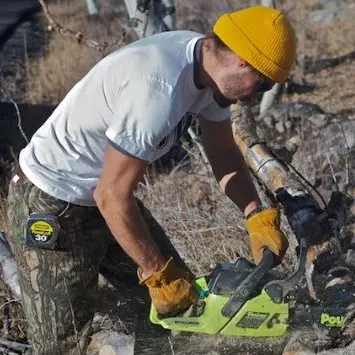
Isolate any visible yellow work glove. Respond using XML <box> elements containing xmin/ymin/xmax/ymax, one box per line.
<box><xmin>245</xmin><ymin>207</ymin><xmax>289</xmax><ymax>265</ymax></box>
<box><xmin>138</xmin><ymin>257</ymin><xmax>199</xmax><ymax>316</ymax></box>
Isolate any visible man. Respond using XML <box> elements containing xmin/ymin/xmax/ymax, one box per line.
<box><xmin>6</xmin><ymin>6</ymin><xmax>296</xmax><ymax>354</ymax></box>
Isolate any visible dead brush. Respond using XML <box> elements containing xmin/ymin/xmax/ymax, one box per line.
<box><xmin>136</xmin><ymin>144</ymin><xmax>298</xmax><ymax>276</ymax></box>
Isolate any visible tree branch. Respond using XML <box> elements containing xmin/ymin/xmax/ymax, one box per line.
<box><xmin>38</xmin><ymin>0</ymin><xmax>126</xmax><ymax>52</ymax></box>
<box><xmin>0</xmin><ymin>88</ymin><xmax>29</xmax><ymax>145</ymax></box>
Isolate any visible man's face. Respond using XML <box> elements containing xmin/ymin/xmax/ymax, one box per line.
<box><xmin>212</xmin><ymin>55</ymin><xmax>274</xmax><ymax>107</ymax></box>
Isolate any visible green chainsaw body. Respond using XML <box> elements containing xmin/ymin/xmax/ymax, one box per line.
<box><xmin>150</xmin><ymin>245</ymin><xmax>348</xmax><ymax>337</ymax></box>
<box><xmin>150</xmin><ymin>276</ymin><xmax>289</xmax><ymax>336</ymax></box>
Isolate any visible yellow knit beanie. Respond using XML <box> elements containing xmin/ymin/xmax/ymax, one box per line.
<box><xmin>213</xmin><ymin>6</ymin><xmax>296</xmax><ymax>83</ymax></box>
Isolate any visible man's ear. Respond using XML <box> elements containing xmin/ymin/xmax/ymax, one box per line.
<box><xmin>237</xmin><ymin>57</ymin><xmax>248</xmax><ymax>68</ymax></box>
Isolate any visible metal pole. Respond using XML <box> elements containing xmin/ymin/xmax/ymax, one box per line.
<box><xmin>86</xmin><ymin>0</ymin><xmax>99</xmax><ymax>16</ymax></box>
<box><xmin>259</xmin><ymin>0</ymin><xmax>282</xmax><ymax>116</ymax></box>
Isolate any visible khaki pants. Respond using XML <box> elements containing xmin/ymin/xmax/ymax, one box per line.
<box><xmin>6</xmin><ymin>171</ymin><xmax>184</xmax><ymax>355</ymax></box>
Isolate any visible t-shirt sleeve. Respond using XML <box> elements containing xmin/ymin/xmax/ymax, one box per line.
<box><xmin>105</xmin><ymin>77</ymin><xmax>174</xmax><ymax>163</ymax></box>
<box><xmin>199</xmin><ymin>100</ymin><xmax>230</xmax><ymax>122</ymax></box>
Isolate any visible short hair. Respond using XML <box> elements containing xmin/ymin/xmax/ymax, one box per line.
<box><xmin>208</xmin><ymin>32</ymin><xmax>230</xmax><ymax>51</ymax></box>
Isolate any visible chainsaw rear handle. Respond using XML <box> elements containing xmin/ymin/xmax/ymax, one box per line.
<box><xmin>221</xmin><ymin>248</ymin><xmax>277</xmax><ymax>318</ymax></box>
<box><xmin>260</xmin><ymin>248</ymin><xmax>278</xmax><ymax>269</ymax></box>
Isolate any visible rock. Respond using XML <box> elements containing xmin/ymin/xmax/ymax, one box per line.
<box><xmin>99</xmin><ymin>345</ymin><xmax>116</xmax><ymax>355</ymax></box>
<box><xmin>87</xmin><ymin>331</ymin><xmax>134</xmax><ymax>355</ymax></box>
<box><xmin>309</xmin><ymin>10</ymin><xmax>334</xmax><ymax>23</ymax></box>
<box><xmin>257</xmin><ymin>102</ymin><xmax>329</xmax><ymax>149</ymax></box>
<box><xmin>263</xmin><ymin>114</ymin><xmax>274</xmax><ymax>128</ymax></box>
<box><xmin>346</xmin><ymin>250</ymin><xmax>355</xmax><ymax>269</ymax></box>
<box><xmin>285</xmin><ymin>120</ymin><xmax>293</xmax><ymax>131</ymax></box>
<box><xmin>286</xmin><ymin>136</ymin><xmax>301</xmax><ymax>152</ymax></box>
<box><xmin>260</xmin><ymin>102</ymin><xmax>325</xmax><ymax>123</ymax></box>
<box><xmin>309</xmin><ymin>1</ymin><xmax>355</xmax><ymax>22</ymax></box>
<box><xmin>317</xmin><ymin>341</ymin><xmax>355</xmax><ymax>355</ymax></box>
<box><xmin>276</xmin><ymin>121</ymin><xmax>285</xmax><ymax>133</ymax></box>
<box><xmin>307</xmin><ymin>113</ymin><xmax>328</xmax><ymax>128</ymax></box>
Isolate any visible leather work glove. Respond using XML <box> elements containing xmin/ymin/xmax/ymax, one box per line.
<box><xmin>245</xmin><ymin>207</ymin><xmax>289</xmax><ymax>265</ymax></box>
<box><xmin>138</xmin><ymin>257</ymin><xmax>199</xmax><ymax>316</ymax></box>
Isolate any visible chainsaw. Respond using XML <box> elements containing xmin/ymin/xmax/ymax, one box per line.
<box><xmin>150</xmin><ymin>237</ymin><xmax>351</xmax><ymax>337</ymax></box>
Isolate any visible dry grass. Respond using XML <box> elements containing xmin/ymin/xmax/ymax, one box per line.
<box><xmin>136</xmin><ymin>146</ymin><xmax>298</xmax><ymax>276</ymax></box>
<box><xmin>26</xmin><ymin>35</ymin><xmax>95</xmax><ymax>104</ymax></box>
<box><xmin>26</xmin><ymin>0</ymin><xmax>128</xmax><ymax>104</ymax></box>
<box><xmin>281</xmin><ymin>0</ymin><xmax>355</xmax><ymax>114</ymax></box>
<box><xmin>137</xmin><ymin>164</ymin><xmax>249</xmax><ymax>274</ymax></box>
<box><xmin>287</xmin><ymin>0</ymin><xmax>355</xmax><ymax>57</ymax></box>
<box><xmin>22</xmin><ymin>0</ymin><xmax>355</xmax><ymax>114</ymax></box>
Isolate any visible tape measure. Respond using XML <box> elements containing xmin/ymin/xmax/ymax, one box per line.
<box><xmin>25</xmin><ymin>214</ymin><xmax>59</xmax><ymax>250</ymax></box>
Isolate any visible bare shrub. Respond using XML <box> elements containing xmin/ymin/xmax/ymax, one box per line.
<box><xmin>26</xmin><ymin>34</ymin><xmax>95</xmax><ymax>104</ymax></box>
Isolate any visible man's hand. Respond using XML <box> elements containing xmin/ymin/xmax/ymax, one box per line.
<box><xmin>138</xmin><ymin>257</ymin><xmax>199</xmax><ymax>316</ymax></box>
<box><xmin>246</xmin><ymin>208</ymin><xmax>289</xmax><ymax>265</ymax></box>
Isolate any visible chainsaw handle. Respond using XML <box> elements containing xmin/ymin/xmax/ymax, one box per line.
<box><xmin>221</xmin><ymin>248</ymin><xmax>277</xmax><ymax>318</ymax></box>
<box><xmin>260</xmin><ymin>248</ymin><xmax>278</xmax><ymax>269</ymax></box>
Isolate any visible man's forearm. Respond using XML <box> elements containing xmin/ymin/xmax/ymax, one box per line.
<box><xmin>213</xmin><ymin>146</ymin><xmax>262</xmax><ymax>216</ymax></box>
<box><xmin>95</xmin><ymin>192</ymin><xmax>166</xmax><ymax>276</ymax></box>
<box><xmin>199</xmin><ymin>117</ymin><xmax>262</xmax><ymax>217</ymax></box>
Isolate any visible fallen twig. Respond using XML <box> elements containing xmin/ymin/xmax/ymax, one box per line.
<box><xmin>187</xmin><ymin>127</ymin><xmax>209</xmax><ymax>165</ymax></box>
<box><xmin>168</xmin><ymin>335</ymin><xmax>175</xmax><ymax>355</ymax></box>
<box><xmin>0</xmin><ymin>338</ymin><xmax>30</xmax><ymax>352</ymax></box>
<box><xmin>326</xmin><ymin>153</ymin><xmax>338</xmax><ymax>189</ymax></box>
<box><xmin>62</xmin><ymin>276</ymin><xmax>83</xmax><ymax>355</ymax></box>
<box><xmin>2</xmin><ymin>298</ymin><xmax>10</xmax><ymax>337</ymax></box>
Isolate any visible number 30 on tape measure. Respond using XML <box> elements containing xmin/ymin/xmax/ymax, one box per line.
<box><xmin>25</xmin><ymin>214</ymin><xmax>59</xmax><ymax>250</ymax></box>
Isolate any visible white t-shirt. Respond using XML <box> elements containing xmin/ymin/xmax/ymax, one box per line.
<box><xmin>20</xmin><ymin>31</ymin><xmax>230</xmax><ymax>206</ymax></box>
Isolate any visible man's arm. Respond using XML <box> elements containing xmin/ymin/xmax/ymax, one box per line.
<box><xmin>93</xmin><ymin>144</ymin><xmax>166</xmax><ymax>278</ymax></box>
<box><xmin>94</xmin><ymin>144</ymin><xmax>199</xmax><ymax>315</ymax></box>
<box><xmin>199</xmin><ymin>116</ymin><xmax>262</xmax><ymax>217</ymax></box>
<box><xmin>199</xmin><ymin>115</ymin><xmax>288</xmax><ymax>265</ymax></box>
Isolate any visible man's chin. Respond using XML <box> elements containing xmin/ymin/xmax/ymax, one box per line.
<box><xmin>213</xmin><ymin>93</ymin><xmax>237</xmax><ymax>108</ymax></box>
